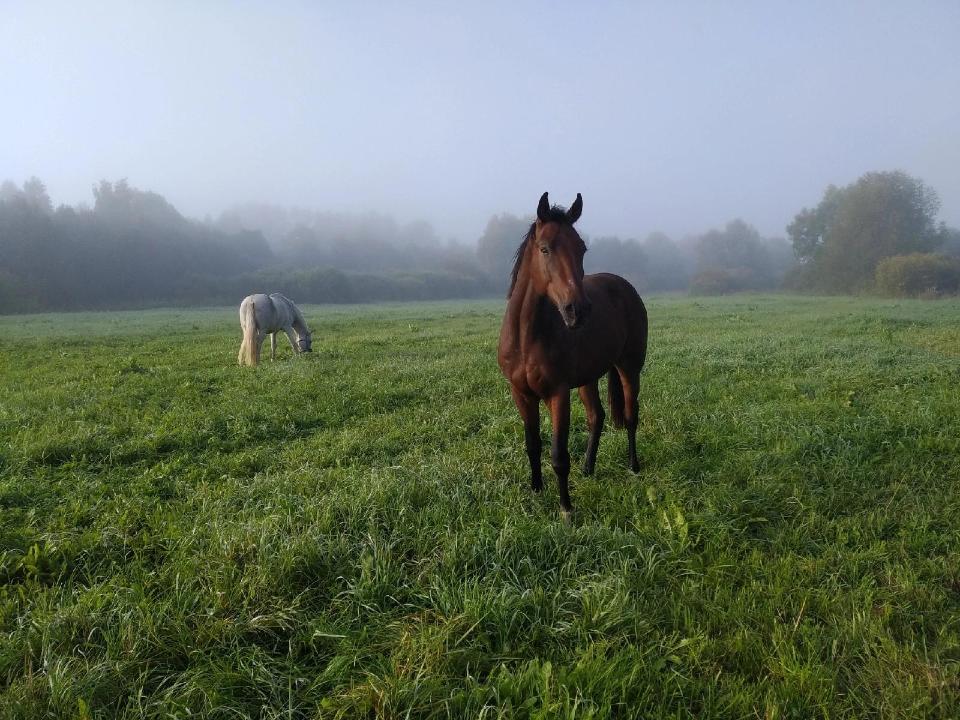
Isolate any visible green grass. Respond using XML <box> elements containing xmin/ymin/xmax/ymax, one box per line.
<box><xmin>1</xmin><ymin>295</ymin><xmax>959</xmax><ymax>718</ymax></box>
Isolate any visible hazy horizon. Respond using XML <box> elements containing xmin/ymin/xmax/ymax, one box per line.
<box><xmin>3</xmin><ymin>1</ymin><xmax>958</xmax><ymax>243</ymax></box>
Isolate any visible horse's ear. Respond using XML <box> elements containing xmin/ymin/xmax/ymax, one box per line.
<box><xmin>567</xmin><ymin>193</ymin><xmax>583</xmax><ymax>224</ymax></box>
<box><xmin>537</xmin><ymin>192</ymin><xmax>551</xmax><ymax>223</ymax></box>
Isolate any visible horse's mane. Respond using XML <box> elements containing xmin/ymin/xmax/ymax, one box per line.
<box><xmin>507</xmin><ymin>205</ymin><xmax>578</xmax><ymax>298</ymax></box>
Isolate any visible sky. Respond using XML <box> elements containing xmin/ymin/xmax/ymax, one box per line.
<box><xmin>2</xmin><ymin>1</ymin><xmax>958</xmax><ymax>243</ymax></box>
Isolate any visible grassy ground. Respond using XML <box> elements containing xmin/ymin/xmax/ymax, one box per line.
<box><xmin>1</xmin><ymin>295</ymin><xmax>959</xmax><ymax>719</ymax></box>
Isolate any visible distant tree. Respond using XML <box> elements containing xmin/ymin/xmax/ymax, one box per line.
<box><xmin>0</xmin><ymin>177</ymin><xmax>52</xmax><ymax>213</ymax></box>
<box><xmin>0</xmin><ymin>180</ymin><xmax>19</xmax><ymax>202</ymax></box>
<box><xmin>0</xmin><ymin>178</ymin><xmax>57</xmax><ymax>287</ymax></box>
<box><xmin>692</xmin><ymin>219</ymin><xmax>779</xmax><ymax>290</ymax></box>
<box><xmin>786</xmin><ymin>171</ymin><xmax>945</xmax><ymax>292</ymax></box>
<box><xmin>695</xmin><ymin>219</ymin><xmax>760</xmax><ymax>271</ymax></box>
<box><xmin>764</xmin><ymin>237</ymin><xmax>795</xmax><ymax>284</ymax></box>
<box><xmin>220</xmin><ymin>203</ymin><xmax>462</xmax><ymax>275</ymax></box>
<box><xmin>640</xmin><ymin>232</ymin><xmax>692</xmax><ymax>292</ymax></box>
<box><xmin>476</xmin><ymin>213</ymin><xmax>530</xmax><ymax>288</ymax></box>
<box><xmin>92</xmin><ymin>179</ymin><xmax>186</xmax><ymax>228</ymax></box>
<box><xmin>397</xmin><ymin>219</ymin><xmax>439</xmax><ymax>247</ymax></box>
<box><xmin>217</xmin><ymin>203</ymin><xmax>295</xmax><ymax>244</ymax></box>
<box><xmin>0</xmin><ymin>177</ymin><xmax>495</xmax><ymax>313</ymax></box>
<box><xmin>585</xmin><ymin>236</ymin><xmax>646</xmax><ymax>289</ymax></box>
<box><xmin>0</xmin><ymin>177</ymin><xmax>274</xmax><ymax>311</ymax></box>
<box><xmin>941</xmin><ymin>226</ymin><xmax>960</xmax><ymax>257</ymax></box>
<box><xmin>786</xmin><ymin>184</ymin><xmax>843</xmax><ymax>264</ymax></box>
<box><xmin>22</xmin><ymin>177</ymin><xmax>53</xmax><ymax>214</ymax></box>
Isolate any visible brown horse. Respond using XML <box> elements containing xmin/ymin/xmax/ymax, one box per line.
<box><xmin>498</xmin><ymin>192</ymin><xmax>648</xmax><ymax>519</ymax></box>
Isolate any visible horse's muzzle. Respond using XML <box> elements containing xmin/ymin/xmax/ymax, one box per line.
<box><xmin>561</xmin><ymin>299</ymin><xmax>592</xmax><ymax>329</ymax></box>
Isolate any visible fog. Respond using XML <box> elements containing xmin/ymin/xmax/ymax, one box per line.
<box><xmin>2</xmin><ymin>2</ymin><xmax>958</xmax><ymax>242</ymax></box>
<box><xmin>2</xmin><ymin>3</ymin><xmax>960</xmax><ymax>311</ymax></box>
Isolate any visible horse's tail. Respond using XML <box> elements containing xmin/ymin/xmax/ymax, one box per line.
<box><xmin>607</xmin><ymin>368</ymin><xmax>626</xmax><ymax>429</ymax></box>
<box><xmin>238</xmin><ymin>299</ymin><xmax>259</xmax><ymax>366</ymax></box>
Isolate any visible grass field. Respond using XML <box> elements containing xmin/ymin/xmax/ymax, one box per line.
<box><xmin>1</xmin><ymin>295</ymin><xmax>959</xmax><ymax>718</ymax></box>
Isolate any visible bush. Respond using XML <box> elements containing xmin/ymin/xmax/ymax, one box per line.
<box><xmin>198</xmin><ymin>266</ymin><xmax>498</xmax><ymax>307</ymax></box>
<box><xmin>875</xmin><ymin>253</ymin><xmax>960</xmax><ymax>298</ymax></box>
<box><xmin>780</xmin><ymin>263</ymin><xmax>817</xmax><ymax>293</ymax></box>
<box><xmin>0</xmin><ymin>270</ymin><xmax>42</xmax><ymax>312</ymax></box>
<box><xmin>689</xmin><ymin>267</ymin><xmax>755</xmax><ymax>296</ymax></box>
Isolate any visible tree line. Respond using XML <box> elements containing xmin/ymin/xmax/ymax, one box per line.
<box><xmin>784</xmin><ymin>171</ymin><xmax>960</xmax><ymax>296</ymax></box>
<box><xmin>1</xmin><ymin>170</ymin><xmax>958</xmax><ymax>313</ymax></box>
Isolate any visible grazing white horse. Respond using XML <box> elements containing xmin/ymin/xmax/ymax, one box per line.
<box><xmin>237</xmin><ymin>293</ymin><xmax>313</xmax><ymax>366</ymax></box>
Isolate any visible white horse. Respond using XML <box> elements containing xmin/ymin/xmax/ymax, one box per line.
<box><xmin>237</xmin><ymin>293</ymin><xmax>313</xmax><ymax>366</ymax></box>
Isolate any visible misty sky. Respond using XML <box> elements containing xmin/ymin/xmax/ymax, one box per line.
<box><xmin>2</xmin><ymin>1</ymin><xmax>958</xmax><ymax>243</ymax></box>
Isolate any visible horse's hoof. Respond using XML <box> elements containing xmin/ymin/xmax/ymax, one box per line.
<box><xmin>581</xmin><ymin>463</ymin><xmax>594</xmax><ymax>476</ymax></box>
<box><xmin>630</xmin><ymin>458</ymin><xmax>642</xmax><ymax>473</ymax></box>
<box><xmin>560</xmin><ymin>509</ymin><xmax>573</xmax><ymax>525</ymax></box>
<box><xmin>531</xmin><ymin>482</ymin><xmax>544</xmax><ymax>494</ymax></box>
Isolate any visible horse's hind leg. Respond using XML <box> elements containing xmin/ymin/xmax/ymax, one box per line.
<box><xmin>578</xmin><ymin>382</ymin><xmax>605</xmax><ymax>475</ymax></box>
<box><xmin>548</xmin><ymin>390</ymin><xmax>573</xmax><ymax>519</ymax></box>
<box><xmin>270</xmin><ymin>333</ymin><xmax>277</xmax><ymax>361</ymax></box>
<box><xmin>617</xmin><ymin>367</ymin><xmax>642</xmax><ymax>472</ymax></box>
<box><xmin>254</xmin><ymin>331</ymin><xmax>266</xmax><ymax>365</ymax></box>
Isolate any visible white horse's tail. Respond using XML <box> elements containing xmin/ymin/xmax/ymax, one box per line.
<box><xmin>238</xmin><ymin>299</ymin><xmax>260</xmax><ymax>366</ymax></box>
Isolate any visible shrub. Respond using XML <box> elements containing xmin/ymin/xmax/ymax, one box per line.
<box><xmin>0</xmin><ymin>270</ymin><xmax>43</xmax><ymax>312</ymax></box>
<box><xmin>689</xmin><ymin>267</ymin><xmax>756</xmax><ymax>296</ymax></box>
<box><xmin>875</xmin><ymin>253</ymin><xmax>960</xmax><ymax>298</ymax></box>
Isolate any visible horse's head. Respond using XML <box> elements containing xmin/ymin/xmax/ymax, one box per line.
<box><xmin>527</xmin><ymin>191</ymin><xmax>591</xmax><ymax>329</ymax></box>
<box><xmin>298</xmin><ymin>333</ymin><xmax>312</xmax><ymax>353</ymax></box>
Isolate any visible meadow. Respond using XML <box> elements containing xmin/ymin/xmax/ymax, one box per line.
<box><xmin>1</xmin><ymin>295</ymin><xmax>959</xmax><ymax>719</ymax></box>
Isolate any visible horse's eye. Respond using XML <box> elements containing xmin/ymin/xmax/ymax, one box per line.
<box><xmin>540</xmin><ymin>246</ymin><xmax>549</xmax><ymax>255</ymax></box>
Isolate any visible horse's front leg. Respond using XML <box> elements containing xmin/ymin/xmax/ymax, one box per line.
<box><xmin>284</xmin><ymin>328</ymin><xmax>299</xmax><ymax>354</ymax></box>
<box><xmin>511</xmin><ymin>386</ymin><xmax>542</xmax><ymax>493</ymax></box>
<box><xmin>548</xmin><ymin>389</ymin><xmax>572</xmax><ymax>520</ymax></box>
<box><xmin>270</xmin><ymin>333</ymin><xmax>277</xmax><ymax>361</ymax></box>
